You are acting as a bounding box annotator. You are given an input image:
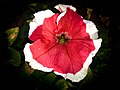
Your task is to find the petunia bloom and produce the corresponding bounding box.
[23,4,102,82]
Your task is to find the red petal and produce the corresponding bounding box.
[29,13,59,41]
[29,25,43,41]
[30,41,75,74]
[30,39,56,59]
[58,8,90,40]
[42,13,59,40]
[65,40,95,74]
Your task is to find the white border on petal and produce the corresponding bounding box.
[23,43,53,72]
[91,39,102,57]
[83,20,99,39]
[23,43,33,62]
[33,10,54,25]
[29,59,53,72]
[29,22,38,37]
[54,4,76,12]
[56,11,66,25]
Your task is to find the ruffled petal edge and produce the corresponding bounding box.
[54,4,76,12]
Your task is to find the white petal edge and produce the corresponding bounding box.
[29,10,55,37]
[28,22,38,37]
[29,59,53,72]
[54,38,102,82]
[83,20,99,39]
[23,43,53,72]
[54,4,76,12]
[56,11,66,25]
[23,43,33,62]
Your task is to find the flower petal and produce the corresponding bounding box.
[23,43,33,62]
[42,13,59,40]
[29,10,55,37]
[33,10,55,25]
[23,43,53,72]
[63,39,95,74]
[29,22,38,37]
[54,4,76,12]
[29,13,59,41]
[56,11,66,25]
[84,20,99,39]
[91,39,102,57]
[29,25,43,41]
[29,59,53,72]
[57,8,88,40]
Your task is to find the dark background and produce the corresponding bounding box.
[0,0,119,90]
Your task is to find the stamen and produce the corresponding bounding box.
[56,32,71,44]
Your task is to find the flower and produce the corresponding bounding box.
[23,4,102,82]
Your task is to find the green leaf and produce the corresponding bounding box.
[5,27,19,46]
[36,71,56,87]
[11,22,29,50]
[19,62,34,77]
[55,79,69,90]
[55,78,77,90]
[44,73,57,86]
[5,47,21,66]
[28,3,48,12]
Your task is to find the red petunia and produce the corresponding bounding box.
[24,4,102,82]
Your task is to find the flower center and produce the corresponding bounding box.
[56,32,71,44]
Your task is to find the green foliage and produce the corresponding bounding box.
[5,47,21,67]
[28,3,48,12]
[55,79,71,90]
[90,24,111,80]
[11,22,29,51]
[27,70,57,89]
[44,73,57,86]
[19,62,34,77]
[22,67,93,90]
[5,27,19,46]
